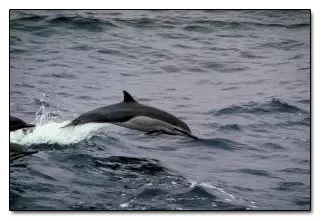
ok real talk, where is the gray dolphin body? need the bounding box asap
[64,91,198,139]
[10,115,35,132]
[10,143,38,162]
[10,115,37,162]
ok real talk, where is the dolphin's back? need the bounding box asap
[66,102,191,132]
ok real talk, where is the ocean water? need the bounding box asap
[9,10,310,210]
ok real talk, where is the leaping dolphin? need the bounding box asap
[64,90,198,140]
[10,115,37,161]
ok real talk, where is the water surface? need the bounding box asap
[10,10,310,210]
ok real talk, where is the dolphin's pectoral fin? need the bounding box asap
[145,130,161,135]
[159,129,179,136]
[173,128,199,140]
[145,129,177,136]
[148,128,196,139]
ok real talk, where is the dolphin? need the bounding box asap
[10,115,37,161]
[64,90,198,140]
[10,115,35,132]
[10,143,38,162]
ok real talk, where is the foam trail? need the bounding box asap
[188,180,258,209]
[10,120,107,146]
[187,179,249,207]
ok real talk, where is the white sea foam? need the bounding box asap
[10,120,107,146]
[188,179,240,204]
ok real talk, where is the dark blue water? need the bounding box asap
[9,10,310,210]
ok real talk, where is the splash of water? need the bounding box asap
[10,103,108,146]
[187,179,257,209]
[10,121,107,146]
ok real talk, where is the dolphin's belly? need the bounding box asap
[114,116,181,134]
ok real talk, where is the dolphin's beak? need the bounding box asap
[23,123,35,129]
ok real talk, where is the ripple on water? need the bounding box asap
[48,15,116,31]
[214,99,306,116]
[218,124,242,132]
[234,168,277,178]
[274,181,304,191]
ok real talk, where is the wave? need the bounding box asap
[297,99,310,104]
[188,20,245,30]
[219,66,249,73]
[11,13,117,32]
[199,138,242,151]
[278,116,310,127]
[234,168,276,178]
[48,15,116,31]
[274,181,304,191]
[9,113,251,210]
[259,39,304,51]
[244,116,310,134]
[220,86,238,91]
[279,168,309,174]
[157,32,190,39]
[13,82,35,89]
[215,98,306,116]
[183,25,214,33]
[96,49,136,59]
[209,47,239,52]
[199,61,248,73]
[183,20,309,33]
[293,197,310,207]
[10,36,22,46]
[70,45,94,51]
[12,151,248,210]
[10,13,47,22]
[40,72,77,79]
[216,34,246,38]
[240,51,266,59]
[11,11,309,36]
[94,156,168,175]
[218,124,241,131]
[263,142,286,150]
[113,17,159,29]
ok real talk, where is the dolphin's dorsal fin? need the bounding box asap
[123,90,136,102]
